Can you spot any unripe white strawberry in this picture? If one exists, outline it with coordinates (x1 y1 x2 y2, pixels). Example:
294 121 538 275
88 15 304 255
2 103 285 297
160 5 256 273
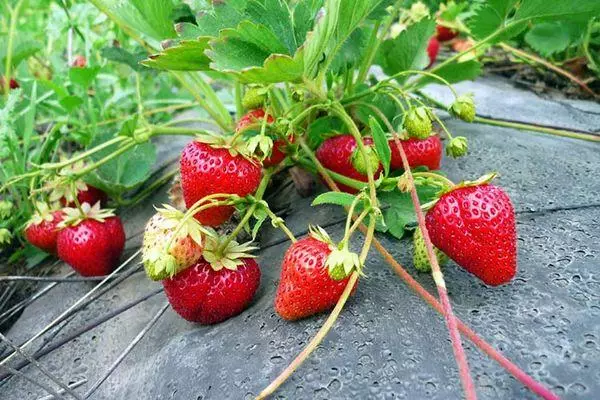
142 205 207 281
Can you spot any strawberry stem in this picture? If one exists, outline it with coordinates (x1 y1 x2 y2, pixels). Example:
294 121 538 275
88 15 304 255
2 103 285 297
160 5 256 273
257 272 359 400
370 238 560 400
416 90 600 143
261 206 297 243
215 169 273 254
391 132 477 400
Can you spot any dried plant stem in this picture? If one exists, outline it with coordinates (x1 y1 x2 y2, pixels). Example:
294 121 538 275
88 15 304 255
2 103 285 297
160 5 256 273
390 132 476 400
499 43 598 98
256 272 359 399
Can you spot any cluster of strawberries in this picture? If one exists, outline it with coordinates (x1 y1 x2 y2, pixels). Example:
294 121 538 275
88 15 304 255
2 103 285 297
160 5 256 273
25 185 125 277
140 107 332 324
138 93 516 326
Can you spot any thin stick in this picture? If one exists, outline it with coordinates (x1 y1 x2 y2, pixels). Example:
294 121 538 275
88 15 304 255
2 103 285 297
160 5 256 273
0 250 141 366
36 379 88 400
390 132 476 399
0 363 67 400
0 271 74 326
0 289 162 382
0 274 127 283
0 333 83 400
83 302 169 398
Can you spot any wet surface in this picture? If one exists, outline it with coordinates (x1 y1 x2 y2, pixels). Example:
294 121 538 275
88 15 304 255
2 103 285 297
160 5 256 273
1 79 599 399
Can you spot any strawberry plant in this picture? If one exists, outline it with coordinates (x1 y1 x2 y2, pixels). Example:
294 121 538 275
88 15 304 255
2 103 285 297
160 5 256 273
2 0 599 398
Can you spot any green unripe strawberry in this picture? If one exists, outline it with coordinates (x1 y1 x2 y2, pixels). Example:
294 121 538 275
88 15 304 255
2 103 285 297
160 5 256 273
446 136 469 158
350 146 380 176
404 107 432 139
242 87 267 110
413 227 448 273
450 94 476 122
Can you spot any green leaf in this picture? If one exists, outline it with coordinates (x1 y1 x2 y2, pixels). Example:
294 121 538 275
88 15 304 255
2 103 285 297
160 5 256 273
293 0 324 45
302 0 339 78
376 18 436 80
469 0 600 44
118 116 139 138
413 60 482 87
0 39 42 68
190 0 249 37
207 21 303 83
307 115 344 148
69 66 101 88
101 47 147 71
246 0 298 54
369 116 390 176
303 0 384 78
514 0 600 22
312 192 357 207
352 86 398 129
85 132 157 194
377 185 439 239
525 22 584 56
143 38 212 71
113 0 177 41
59 96 84 113
468 0 520 41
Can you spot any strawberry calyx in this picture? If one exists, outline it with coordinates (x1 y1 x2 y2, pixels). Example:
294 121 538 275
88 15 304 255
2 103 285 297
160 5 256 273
421 172 497 210
202 235 258 271
58 202 115 228
26 202 58 227
0 200 14 220
45 160 89 205
194 134 260 164
308 225 362 281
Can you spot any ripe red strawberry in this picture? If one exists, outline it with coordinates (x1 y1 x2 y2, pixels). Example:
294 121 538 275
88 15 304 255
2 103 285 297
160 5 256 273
425 184 517 286
275 236 356 321
427 37 440 68
163 257 260 324
436 25 458 42
61 185 108 207
25 207 65 255
72 55 87 68
0 76 19 93
180 141 262 226
263 136 294 167
56 204 125 276
235 108 274 132
389 135 442 171
316 134 382 194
